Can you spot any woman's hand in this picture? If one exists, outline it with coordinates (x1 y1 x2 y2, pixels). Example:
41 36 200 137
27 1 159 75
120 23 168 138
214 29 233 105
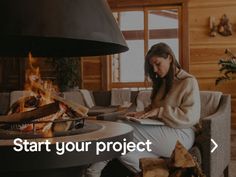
125 111 145 118
138 108 159 119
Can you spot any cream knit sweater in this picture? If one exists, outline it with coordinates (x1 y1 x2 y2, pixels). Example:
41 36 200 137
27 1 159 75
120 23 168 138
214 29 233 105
152 69 201 129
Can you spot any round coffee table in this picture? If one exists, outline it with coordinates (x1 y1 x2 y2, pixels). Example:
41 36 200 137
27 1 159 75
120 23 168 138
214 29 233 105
0 120 133 177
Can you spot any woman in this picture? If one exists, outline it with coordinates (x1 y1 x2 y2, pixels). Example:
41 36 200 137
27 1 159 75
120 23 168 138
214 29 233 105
120 42 201 173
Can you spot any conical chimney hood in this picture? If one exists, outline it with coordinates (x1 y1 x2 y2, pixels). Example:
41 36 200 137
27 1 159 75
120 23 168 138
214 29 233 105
0 0 128 57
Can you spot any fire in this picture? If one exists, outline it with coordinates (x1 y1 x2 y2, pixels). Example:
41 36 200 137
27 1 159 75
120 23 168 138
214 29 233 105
25 52 58 105
12 53 62 133
6 52 88 137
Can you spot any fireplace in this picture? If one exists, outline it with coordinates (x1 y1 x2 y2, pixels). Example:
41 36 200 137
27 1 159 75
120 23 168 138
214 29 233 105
0 1 130 177
0 0 128 57
0 52 90 140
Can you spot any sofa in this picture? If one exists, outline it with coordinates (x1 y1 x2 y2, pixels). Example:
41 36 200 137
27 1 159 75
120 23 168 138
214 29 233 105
87 90 231 177
91 90 231 177
196 91 231 177
0 90 231 177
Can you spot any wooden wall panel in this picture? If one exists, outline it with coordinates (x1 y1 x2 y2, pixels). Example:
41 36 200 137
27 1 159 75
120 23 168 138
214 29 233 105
81 57 102 91
190 48 233 64
189 1 236 47
189 0 236 128
0 58 25 91
80 56 110 91
190 63 219 79
0 57 60 92
189 0 236 8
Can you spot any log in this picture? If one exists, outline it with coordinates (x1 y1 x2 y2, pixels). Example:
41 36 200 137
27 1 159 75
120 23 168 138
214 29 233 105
53 116 73 132
0 102 59 123
139 141 206 177
140 158 169 177
42 109 66 132
7 96 40 114
31 82 89 116
51 93 88 116
169 141 196 168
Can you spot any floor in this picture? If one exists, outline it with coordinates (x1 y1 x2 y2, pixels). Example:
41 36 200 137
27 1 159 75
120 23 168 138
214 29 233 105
229 129 236 177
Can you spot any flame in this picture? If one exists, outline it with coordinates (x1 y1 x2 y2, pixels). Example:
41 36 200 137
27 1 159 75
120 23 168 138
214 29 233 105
16 52 61 132
25 52 59 105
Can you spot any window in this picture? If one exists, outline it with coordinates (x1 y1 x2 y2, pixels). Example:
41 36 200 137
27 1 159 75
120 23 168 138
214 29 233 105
110 4 187 89
112 11 145 83
148 8 179 60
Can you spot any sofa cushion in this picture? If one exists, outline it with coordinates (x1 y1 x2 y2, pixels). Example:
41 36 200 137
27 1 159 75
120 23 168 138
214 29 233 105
79 89 95 108
136 90 152 111
111 89 131 106
93 91 111 107
63 91 86 106
10 90 31 106
200 91 222 118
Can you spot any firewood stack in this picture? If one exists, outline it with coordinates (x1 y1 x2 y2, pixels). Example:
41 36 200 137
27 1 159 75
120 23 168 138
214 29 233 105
139 158 169 177
140 141 206 177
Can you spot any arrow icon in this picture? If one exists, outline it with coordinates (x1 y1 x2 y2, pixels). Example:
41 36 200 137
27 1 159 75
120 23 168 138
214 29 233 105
211 139 218 153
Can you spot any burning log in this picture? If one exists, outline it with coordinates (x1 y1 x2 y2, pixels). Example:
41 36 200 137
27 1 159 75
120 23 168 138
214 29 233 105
7 96 40 114
42 109 66 132
31 81 89 117
52 93 88 117
53 116 72 132
0 102 59 123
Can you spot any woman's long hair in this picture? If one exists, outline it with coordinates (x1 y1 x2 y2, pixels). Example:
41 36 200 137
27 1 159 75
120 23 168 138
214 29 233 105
145 43 181 101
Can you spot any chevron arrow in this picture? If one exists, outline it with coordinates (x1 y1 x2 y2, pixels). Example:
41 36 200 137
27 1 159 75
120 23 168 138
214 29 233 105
211 139 218 153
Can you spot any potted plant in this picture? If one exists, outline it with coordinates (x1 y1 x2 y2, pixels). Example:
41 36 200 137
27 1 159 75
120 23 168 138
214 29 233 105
48 57 81 91
216 49 236 85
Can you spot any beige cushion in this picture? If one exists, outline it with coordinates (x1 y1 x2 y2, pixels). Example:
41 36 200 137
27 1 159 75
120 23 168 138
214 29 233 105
111 89 131 106
10 90 31 106
79 89 95 108
136 90 152 111
200 91 222 118
63 91 86 106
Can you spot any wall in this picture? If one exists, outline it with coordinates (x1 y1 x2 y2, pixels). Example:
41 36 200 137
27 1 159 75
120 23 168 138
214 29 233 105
0 57 57 91
80 56 110 91
0 58 25 91
189 0 236 128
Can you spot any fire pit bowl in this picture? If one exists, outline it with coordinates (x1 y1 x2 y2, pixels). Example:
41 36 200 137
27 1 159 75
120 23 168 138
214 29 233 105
0 117 86 139
0 120 133 177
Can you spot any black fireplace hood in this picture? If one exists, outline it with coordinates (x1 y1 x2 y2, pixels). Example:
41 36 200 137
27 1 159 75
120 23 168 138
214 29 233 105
0 0 128 57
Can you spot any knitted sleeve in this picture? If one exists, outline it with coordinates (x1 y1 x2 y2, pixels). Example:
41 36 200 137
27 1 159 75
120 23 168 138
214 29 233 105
157 78 201 129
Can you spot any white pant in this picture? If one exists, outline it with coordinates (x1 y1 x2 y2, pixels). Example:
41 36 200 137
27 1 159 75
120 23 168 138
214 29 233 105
83 121 195 176
119 121 195 173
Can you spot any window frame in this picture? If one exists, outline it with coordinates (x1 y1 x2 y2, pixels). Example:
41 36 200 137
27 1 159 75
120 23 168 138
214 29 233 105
108 0 189 89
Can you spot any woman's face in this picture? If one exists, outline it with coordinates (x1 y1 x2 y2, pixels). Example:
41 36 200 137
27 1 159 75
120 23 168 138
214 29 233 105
150 55 172 78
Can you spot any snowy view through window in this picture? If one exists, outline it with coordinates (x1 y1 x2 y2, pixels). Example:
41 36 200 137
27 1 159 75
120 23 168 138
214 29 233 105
112 9 179 83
